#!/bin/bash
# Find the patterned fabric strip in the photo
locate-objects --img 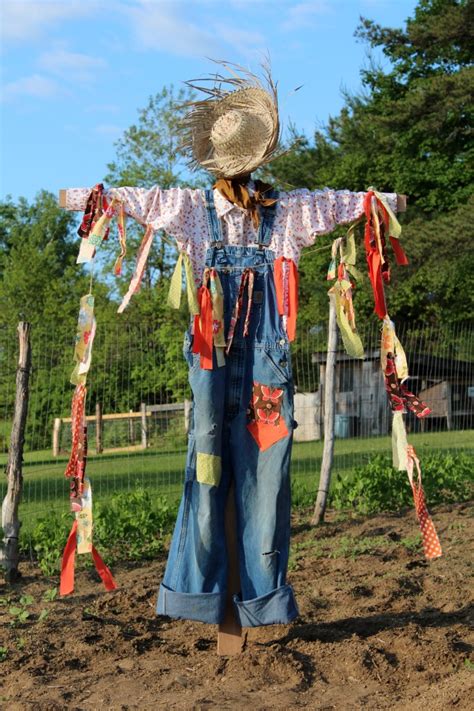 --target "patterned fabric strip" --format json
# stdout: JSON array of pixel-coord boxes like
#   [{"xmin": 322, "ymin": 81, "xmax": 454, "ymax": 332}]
[
  {"xmin": 327, "ymin": 236, "xmax": 364, "ymax": 358},
  {"xmin": 76, "ymin": 477, "xmax": 93, "ymax": 554},
  {"xmin": 70, "ymin": 294, "xmax": 96, "ymax": 386},
  {"xmin": 77, "ymin": 198, "xmax": 119, "ymax": 264},
  {"xmin": 117, "ymin": 225, "xmax": 155, "ymax": 313},
  {"xmin": 243, "ymin": 269, "xmax": 255, "ymax": 337},
  {"xmin": 369, "ymin": 187, "xmax": 402, "ymax": 239},
  {"xmin": 406, "ymin": 445, "xmax": 442, "ymax": 560},
  {"xmin": 64, "ymin": 384, "xmax": 87, "ymax": 508},
  {"xmin": 168, "ymin": 251, "xmax": 200, "ymax": 315},
  {"xmin": 225, "ymin": 268, "xmax": 254, "ymax": 354},
  {"xmin": 392, "ymin": 410, "xmax": 408, "ymax": 471},
  {"xmin": 113, "ymin": 203, "xmax": 127, "ymax": 276},
  {"xmin": 77, "ymin": 183, "xmax": 108, "ymax": 239},
  {"xmin": 209, "ymin": 269, "xmax": 226, "ymax": 367},
  {"xmin": 274, "ymin": 257, "xmax": 299, "ymax": 342},
  {"xmin": 330, "ymin": 279, "xmax": 364, "ymax": 359}
]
